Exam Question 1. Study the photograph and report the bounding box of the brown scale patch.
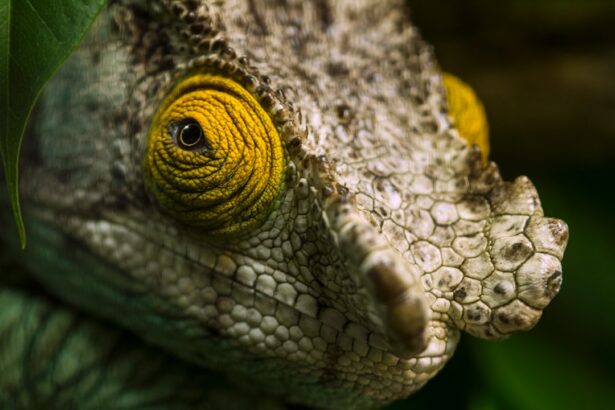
[466,309,482,322]
[550,222,570,247]
[545,270,562,299]
[335,103,353,122]
[497,310,536,332]
[493,283,506,295]
[327,61,351,77]
[453,288,467,301]
[504,241,533,262]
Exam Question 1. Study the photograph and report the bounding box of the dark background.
[392,1,615,408]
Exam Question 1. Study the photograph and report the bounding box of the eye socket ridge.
[168,117,213,152]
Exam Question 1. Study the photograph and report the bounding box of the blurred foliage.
[0,0,106,247]
[410,0,615,168]
[394,0,615,409]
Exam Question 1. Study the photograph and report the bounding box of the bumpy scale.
[3,0,568,409]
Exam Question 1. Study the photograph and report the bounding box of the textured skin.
[1,0,568,408]
[0,287,283,410]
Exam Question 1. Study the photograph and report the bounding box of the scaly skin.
[1,0,568,408]
[0,287,284,410]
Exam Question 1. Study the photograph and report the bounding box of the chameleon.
[0,0,569,408]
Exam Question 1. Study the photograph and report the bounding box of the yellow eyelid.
[145,73,286,236]
[442,73,490,163]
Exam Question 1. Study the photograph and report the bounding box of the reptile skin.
[0,0,569,408]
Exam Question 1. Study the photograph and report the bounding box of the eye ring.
[168,118,212,152]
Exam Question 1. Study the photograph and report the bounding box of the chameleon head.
[19,1,569,408]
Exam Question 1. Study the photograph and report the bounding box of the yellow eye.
[145,74,285,235]
[442,73,490,162]
[169,117,212,152]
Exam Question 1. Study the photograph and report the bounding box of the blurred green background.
[393,0,615,409]
[2,1,614,409]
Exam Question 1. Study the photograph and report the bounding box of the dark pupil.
[179,122,203,147]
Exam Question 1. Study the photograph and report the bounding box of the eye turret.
[145,74,285,235]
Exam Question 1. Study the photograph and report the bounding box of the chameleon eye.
[169,118,212,151]
[442,73,490,162]
[169,117,212,152]
[145,74,285,235]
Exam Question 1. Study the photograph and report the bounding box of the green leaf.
[0,0,106,248]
